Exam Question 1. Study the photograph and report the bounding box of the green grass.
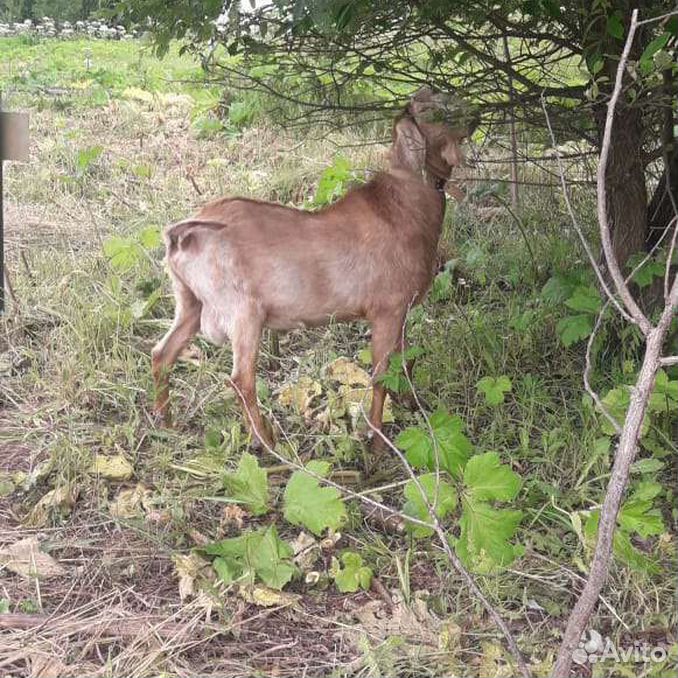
[0,34,209,96]
[0,36,676,678]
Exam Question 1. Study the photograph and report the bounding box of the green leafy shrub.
[205,525,297,590]
[331,551,373,592]
[310,156,353,207]
[397,411,524,573]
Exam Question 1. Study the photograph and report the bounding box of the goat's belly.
[199,306,229,345]
[265,307,362,331]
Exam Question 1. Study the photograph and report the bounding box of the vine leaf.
[331,551,373,592]
[584,481,665,575]
[403,473,457,538]
[205,525,297,590]
[557,314,593,346]
[456,499,524,574]
[455,452,523,573]
[223,453,270,516]
[463,452,521,502]
[395,410,472,478]
[476,376,512,406]
[283,460,347,536]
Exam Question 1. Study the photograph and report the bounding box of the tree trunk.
[594,103,648,269]
[646,66,677,251]
[647,153,678,249]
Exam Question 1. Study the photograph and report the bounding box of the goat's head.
[390,86,478,183]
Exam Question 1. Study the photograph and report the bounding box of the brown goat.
[152,87,476,451]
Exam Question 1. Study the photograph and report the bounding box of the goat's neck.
[388,163,447,191]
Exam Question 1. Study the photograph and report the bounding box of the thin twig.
[637,9,678,25]
[583,304,621,435]
[663,216,678,302]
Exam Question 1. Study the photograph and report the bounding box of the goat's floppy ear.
[391,116,426,172]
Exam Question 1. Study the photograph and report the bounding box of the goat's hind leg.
[151,280,201,426]
[229,312,275,450]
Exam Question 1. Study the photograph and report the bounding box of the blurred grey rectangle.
[0,112,30,161]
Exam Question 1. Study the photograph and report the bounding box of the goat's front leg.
[151,285,201,426]
[369,313,406,453]
[229,314,274,450]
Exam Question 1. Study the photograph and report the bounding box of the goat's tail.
[164,218,229,252]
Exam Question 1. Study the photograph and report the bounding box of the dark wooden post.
[0,94,30,314]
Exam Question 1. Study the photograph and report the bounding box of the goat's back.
[165,173,445,333]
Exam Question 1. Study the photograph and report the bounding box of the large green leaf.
[395,410,473,478]
[205,525,297,590]
[312,155,352,206]
[103,236,143,272]
[223,453,270,516]
[402,473,457,538]
[429,410,474,478]
[564,286,601,314]
[456,498,524,574]
[541,274,578,305]
[395,427,431,469]
[640,32,671,73]
[617,482,665,539]
[606,13,624,40]
[138,225,162,250]
[249,526,297,589]
[463,452,522,502]
[283,460,347,535]
[556,314,593,346]
[629,257,665,288]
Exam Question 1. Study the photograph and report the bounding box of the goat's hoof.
[389,390,418,410]
[150,408,172,429]
[359,432,387,476]
[250,416,276,452]
[370,436,387,455]
[366,427,387,453]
